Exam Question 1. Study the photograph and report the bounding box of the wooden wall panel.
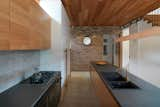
[10,0,31,50]
[0,0,10,50]
[39,7,51,49]
[30,1,41,49]
[30,1,51,49]
[0,0,51,50]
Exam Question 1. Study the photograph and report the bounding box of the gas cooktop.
[21,71,60,84]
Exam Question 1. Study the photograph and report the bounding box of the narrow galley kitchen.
[0,0,160,107]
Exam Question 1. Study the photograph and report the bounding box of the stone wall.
[71,26,120,71]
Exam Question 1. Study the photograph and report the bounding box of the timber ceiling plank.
[62,0,73,25]
[119,0,160,26]
[104,0,130,26]
[87,0,99,25]
[90,0,107,26]
[61,0,160,26]
[95,0,115,25]
[106,0,137,26]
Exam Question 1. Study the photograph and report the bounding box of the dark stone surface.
[0,71,60,107]
[92,63,160,107]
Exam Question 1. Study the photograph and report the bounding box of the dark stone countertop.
[92,63,160,107]
[0,71,60,107]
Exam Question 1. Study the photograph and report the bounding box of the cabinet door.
[48,82,61,107]
[30,2,51,49]
[10,0,31,50]
[34,92,48,107]
[0,0,10,50]
[90,66,119,107]
[30,1,41,49]
[40,8,51,49]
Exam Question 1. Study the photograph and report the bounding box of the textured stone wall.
[0,51,40,93]
[71,26,120,71]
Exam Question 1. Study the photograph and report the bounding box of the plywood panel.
[10,0,31,50]
[0,0,51,50]
[30,1,51,49]
[0,0,10,50]
[30,1,41,49]
[0,0,10,32]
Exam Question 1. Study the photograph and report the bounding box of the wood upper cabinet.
[40,7,51,49]
[10,0,32,50]
[0,0,10,50]
[30,1,51,49]
[30,1,41,49]
[0,0,51,50]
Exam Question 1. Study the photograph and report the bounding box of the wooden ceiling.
[61,0,160,26]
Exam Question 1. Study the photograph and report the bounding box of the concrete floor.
[58,72,100,107]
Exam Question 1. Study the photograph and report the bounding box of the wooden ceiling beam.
[115,27,160,42]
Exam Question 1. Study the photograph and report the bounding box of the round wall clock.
[83,37,92,45]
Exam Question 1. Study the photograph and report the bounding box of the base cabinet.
[90,65,120,107]
[34,80,61,107]
[48,80,61,107]
[34,93,48,107]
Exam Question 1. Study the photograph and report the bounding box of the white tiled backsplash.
[0,51,40,93]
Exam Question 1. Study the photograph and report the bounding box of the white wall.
[129,20,160,88]
[39,0,71,86]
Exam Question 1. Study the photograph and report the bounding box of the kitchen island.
[90,62,160,107]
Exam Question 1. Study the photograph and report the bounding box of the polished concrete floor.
[58,72,100,107]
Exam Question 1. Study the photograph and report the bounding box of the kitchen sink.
[101,72,126,81]
[100,72,140,89]
[108,81,139,89]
